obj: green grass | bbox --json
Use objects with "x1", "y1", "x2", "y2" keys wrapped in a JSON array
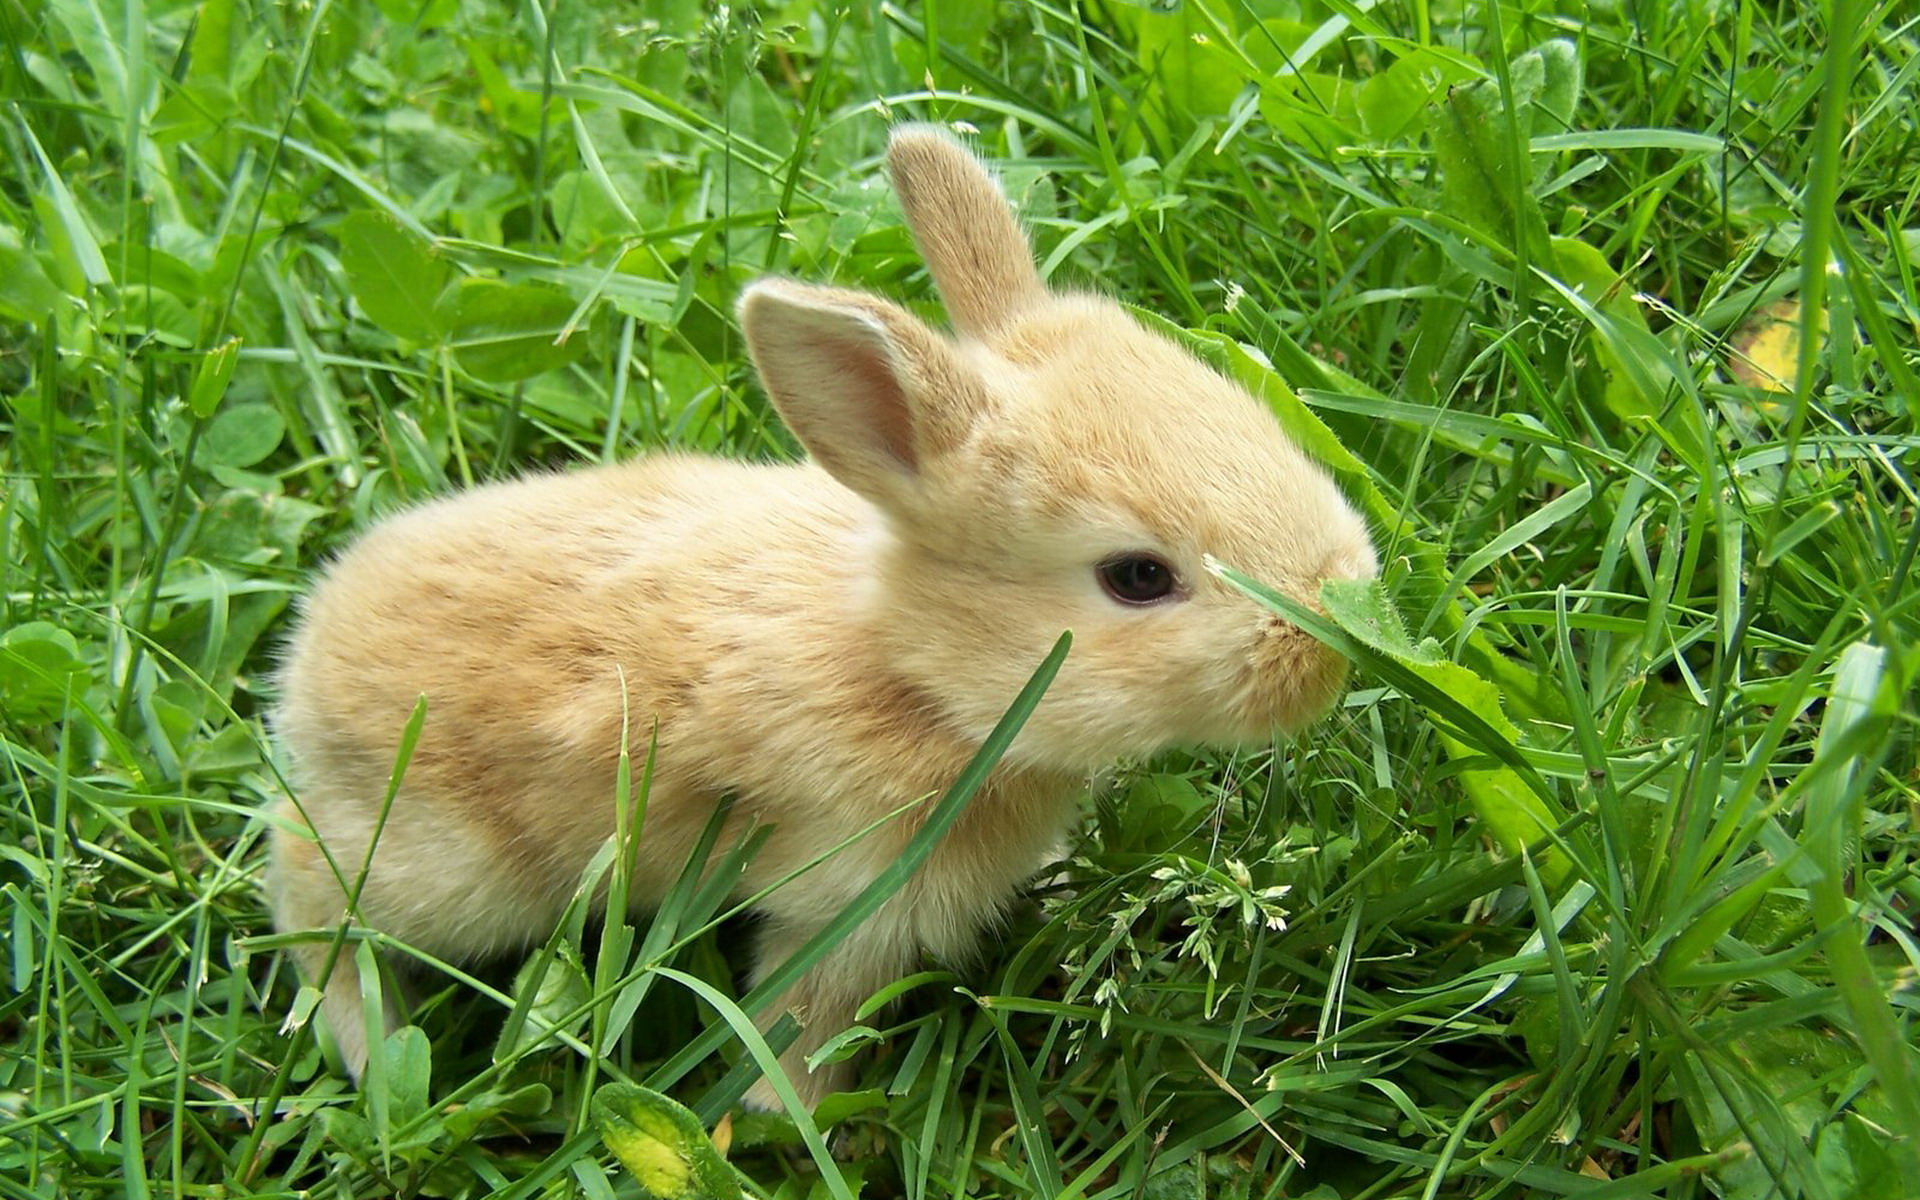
[{"x1": 3, "y1": 0, "x2": 1917, "y2": 1196}]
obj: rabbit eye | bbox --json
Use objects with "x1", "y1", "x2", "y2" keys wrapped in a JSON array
[{"x1": 1097, "y1": 553, "x2": 1178, "y2": 605}]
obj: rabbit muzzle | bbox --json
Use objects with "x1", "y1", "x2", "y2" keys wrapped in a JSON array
[{"x1": 1244, "y1": 611, "x2": 1352, "y2": 735}]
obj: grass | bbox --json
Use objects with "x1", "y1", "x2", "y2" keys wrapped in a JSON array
[{"x1": 2, "y1": 0, "x2": 1917, "y2": 1196}]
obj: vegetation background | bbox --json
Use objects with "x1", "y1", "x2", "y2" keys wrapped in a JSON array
[{"x1": 2, "y1": 0, "x2": 1916, "y2": 1197}]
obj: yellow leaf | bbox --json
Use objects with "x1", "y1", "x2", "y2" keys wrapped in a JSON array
[
  {"x1": 593, "y1": 1083, "x2": 739, "y2": 1200},
  {"x1": 1728, "y1": 298, "x2": 1822, "y2": 393}
]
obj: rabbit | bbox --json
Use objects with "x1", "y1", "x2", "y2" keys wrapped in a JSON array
[{"x1": 267, "y1": 124, "x2": 1378, "y2": 1111}]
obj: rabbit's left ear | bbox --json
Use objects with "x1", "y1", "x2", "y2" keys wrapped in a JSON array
[{"x1": 739, "y1": 279, "x2": 990, "y2": 515}]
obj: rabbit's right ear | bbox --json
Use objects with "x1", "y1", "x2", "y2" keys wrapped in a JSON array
[
  {"x1": 888, "y1": 125, "x2": 1046, "y2": 340},
  {"x1": 740, "y1": 279, "x2": 989, "y2": 516}
]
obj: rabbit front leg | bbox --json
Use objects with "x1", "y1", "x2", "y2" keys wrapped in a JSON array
[{"x1": 740, "y1": 911, "x2": 920, "y2": 1111}]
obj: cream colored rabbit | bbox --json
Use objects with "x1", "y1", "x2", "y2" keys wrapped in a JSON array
[{"x1": 268, "y1": 125, "x2": 1377, "y2": 1109}]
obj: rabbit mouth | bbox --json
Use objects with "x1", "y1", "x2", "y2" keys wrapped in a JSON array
[{"x1": 1237, "y1": 615, "x2": 1352, "y2": 735}]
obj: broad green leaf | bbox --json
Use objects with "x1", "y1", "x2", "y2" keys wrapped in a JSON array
[
  {"x1": 1357, "y1": 47, "x2": 1480, "y2": 141},
  {"x1": 319, "y1": 1108, "x2": 376, "y2": 1158},
  {"x1": 1257, "y1": 69, "x2": 1363, "y2": 148},
  {"x1": 924, "y1": 0, "x2": 999, "y2": 51},
  {"x1": 0, "y1": 623, "x2": 93, "y2": 724},
  {"x1": 593, "y1": 1083, "x2": 740, "y2": 1200},
  {"x1": 1244, "y1": 13, "x2": 1359, "y2": 83},
  {"x1": 549, "y1": 169, "x2": 638, "y2": 253},
  {"x1": 465, "y1": 39, "x2": 543, "y2": 138},
  {"x1": 500, "y1": 938, "x2": 590, "y2": 1058},
  {"x1": 0, "y1": 243, "x2": 64, "y2": 321},
  {"x1": 441, "y1": 1083, "x2": 553, "y2": 1141},
  {"x1": 1677, "y1": 1027, "x2": 1861, "y2": 1200},
  {"x1": 1114, "y1": 773, "x2": 1216, "y2": 850},
  {"x1": 1247, "y1": 18, "x2": 1366, "y2": 145},
  {"x1": 1532, "y1": 40, "x2": 1582, "y2": 137},
  {"x1": 202, "y1": 401, "x2": 285, "y2": 468},
  {"x1": 446, "y1": 279, "x2": 589, "y2": 382},
  {"x1": 602, "y1": 261, "x2": 682, "y2": 325},
  {"x1": 896, "y1": 0, "x2": 1002, "y2": 83},
  {"x1": 380, "y1": 1025, "x2": 432, "y2": 1136},
  {"x1": 1548, "y1": 236, "x2": 1653, "y2": 422},
  {"x1": 1546, "y1": 236, "x2": 1636, "y2": 314},
  {"x1": 149, "y1": 78, "x2": 239, "y2": 146},
  {"x1": 1815, "y1": 1115, "x2": 1904, "y2": 1200},
  {"x1": 186, "y1": 0, "x2": 238, "y2": 83},
  {"x1": 1121, "y1": 4, "x2": 1249, "y2": 120},
  {"x1": 147, "y1": 680, "x2": 202, "y2": 757},
  {"x1": 107, "y1": 242, "x2": 203, "y2": 299},
  {"x1": 338, "y1": 210, "x2": 452, "y2": 343},
  {"x1": 1433, "y1": 68, "x2": 1539, "y2": 246},
  {"x1": 1432, "y1": 40, "x2": 1582, "y2": 261},
  {"x1": 626, "y1": 0, "x2": 703, "y2": 98},
  {"x1": 43, "y1": 0, "x2": 132, "y2": 118},
  {"x1": 184, "y1": 723, "x2": 269, "y2": 776},
  {"x1": 104, "y1": 284, "x2": 198, "y2": 346},
  {"x1": 811, "y1": 1088, "x2": 887, "y2": 1127}
]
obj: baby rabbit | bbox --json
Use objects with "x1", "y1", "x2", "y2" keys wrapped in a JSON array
[{"x1": 268, "y1": 126, "x2": 1377, "y2": 1109}]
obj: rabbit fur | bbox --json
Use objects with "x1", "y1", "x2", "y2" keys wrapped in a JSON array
[{"x1": 268, "y1": 125, "x2": 1377, "y2": 1110}]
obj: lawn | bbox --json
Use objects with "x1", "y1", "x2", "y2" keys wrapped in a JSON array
[{"x1": 3, "y1": 1, "x2": 1917, "y2": 1197}]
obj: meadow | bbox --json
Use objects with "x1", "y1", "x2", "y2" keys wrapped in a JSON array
[{"x1": 2, "y1": 1, "x2": 1917, "y2": 1197}]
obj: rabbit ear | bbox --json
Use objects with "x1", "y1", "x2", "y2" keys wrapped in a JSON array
[
  {"x1": 888, "y1": 124, "x2": 1046, "y2": 340},
  {"x1": 740, "y1": 278, "x2": 987, "y2": 514}
]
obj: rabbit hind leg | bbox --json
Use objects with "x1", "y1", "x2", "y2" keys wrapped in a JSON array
[
  {"x1": 266, "y1": 814, "x2": 399, "y2": 1079},
  {"x1": 267, "y1": 800, "x2": 558, "y2": 1078}
]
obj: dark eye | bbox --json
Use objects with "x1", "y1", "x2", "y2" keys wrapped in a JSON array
[{"x1": 1097, "y1": 553, "x2": 1178, "y2": 605}]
